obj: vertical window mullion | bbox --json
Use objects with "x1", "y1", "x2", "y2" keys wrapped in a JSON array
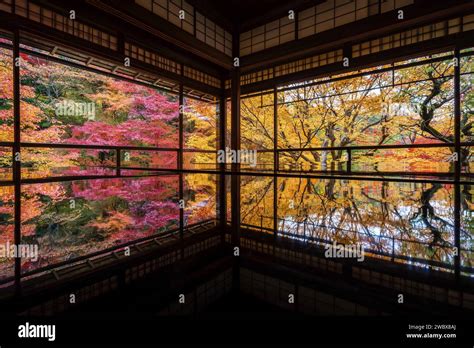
[{"x1": 13, "y1": 29, "x2": 21, "y2": 295}]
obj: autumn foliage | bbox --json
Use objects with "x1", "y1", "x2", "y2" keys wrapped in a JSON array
[{"x1": 0, "y1": 48, "x2": 216, "y2": 278}]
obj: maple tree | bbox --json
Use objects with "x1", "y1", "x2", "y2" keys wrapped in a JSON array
[
  {"x1": 241, "y1": 55, "x2": 474, "y2": 173},
  {"x1": 183, "y1": 98, "x2": 218, "y2": 170},
  {"x1": 1, "y1": 43, "x2": 474, "y2": 279},
  {"x1": 0, "y1": 49, "x2": 216, "y2": 277},
  {"x1": 237, "y1": 53, "x2": 474, "y2": 270}
]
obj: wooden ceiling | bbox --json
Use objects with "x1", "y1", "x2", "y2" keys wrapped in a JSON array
[{"x1": 186, "y1": 0, "x2": 321, "y2": 32}]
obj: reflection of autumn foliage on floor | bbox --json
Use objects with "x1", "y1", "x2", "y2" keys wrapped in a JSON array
[
  {"x1": 240, "y1": 176, "x2": 274, "y2": 230},
  {"x1": 0, "y1": 173, "x2": 218, "y2": 278},
  {"x1": 0, "y1": 186, "x2": 14, "y2": 280},
  {"x1": 184, "y1": 174, "x2": 216, "y2": 226},
  {"x1": 239, "y1": 177, "x2": 471, "y2": 268},
  {"x1": 19, "y1": 176, "x2": 179, "y2": 273},
  {"x1": 71, "y1": 176, "x2": 179, "y2": 231}
]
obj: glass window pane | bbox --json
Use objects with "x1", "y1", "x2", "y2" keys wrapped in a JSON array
[{"x1": 20, "y1": 53, "x2": 179, "y2": 148}]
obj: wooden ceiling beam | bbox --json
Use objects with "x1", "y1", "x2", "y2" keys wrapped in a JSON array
[{"x1": 239, "y1": 0, "x2": 474, "y2": 72}]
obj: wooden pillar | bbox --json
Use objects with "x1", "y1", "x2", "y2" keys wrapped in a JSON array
[
  {"x1": 231, "y1": 26, "x2": 241, "y2": 292},
  {"x1": 454, "y1": 47, "x2": 461, "y2": 280},
  {"x1": 218, "y1": 80, "x2": 227, "y2": 244},
  {"x1": 13, "y1": 29, "x2": 21, "y2": 296}
]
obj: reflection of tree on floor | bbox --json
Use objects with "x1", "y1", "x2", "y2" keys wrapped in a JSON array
[
  {"x1": 409, "y1": 183, "x2": 453, "y2": 250},
  {"x1": 240, "y1": 177, "x2": 462, "y2": 265}
]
